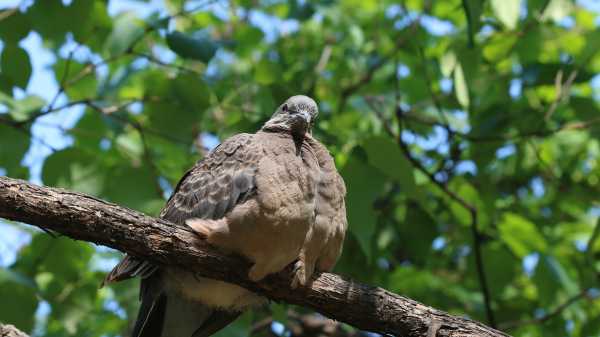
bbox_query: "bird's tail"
[132,275,241,337]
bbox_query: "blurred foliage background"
[1,0,600,336]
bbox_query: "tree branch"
[0,176,510,337]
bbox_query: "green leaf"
[231,25,264,57]
[0,268,36,289]
[1,44,32,89]
[482,34,518,62]
[172,72,211,113]
[53,59,97,100]
[399,202,437,265]
[42,148,106,196]
[490,0,521,30]
[36,236,95,282]
[70,1,113,52]
[498,213,547,257]
[453,62,470,108]
[362,136,417,196]
[10,95,45,122]
[540,0,573,22]
[144,72,206,139]
[0,10,30,43]
[533,255,578,305]
[104,12,145,56]
[0,123,29,176]
[166,31,218,63]
[0,275,38,332]
[440,51,457,77]
[26,0,70,43]
[103,165,162,214]
[389,266,477,308]
[480,244,517,295]
[340,149,386,260]
[255,58,282,85]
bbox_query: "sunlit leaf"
[499,213,547,257]
[454,62,470,107]
[490,0,521,30]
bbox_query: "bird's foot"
[186,218,226,244]
[291,259,306,289]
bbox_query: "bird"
[103,95,347,337]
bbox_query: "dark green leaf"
[0,10,30,43]
[0,276,37,332]
[363,136,417,197]
[42,148,105,195]
[0,123,29,176]
[340,149,386,259]
[1,44,32,89]
[166,31,218,63]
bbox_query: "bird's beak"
[290,110,311,142]
[295,110,311,126]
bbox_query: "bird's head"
[262,95,319,140]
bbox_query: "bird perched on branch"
[103,95,347,337]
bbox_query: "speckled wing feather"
[160,133,259,224]
[103,133,259,284]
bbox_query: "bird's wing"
[104,133,261,337]
[160,133,259,224]
[103,133,259,285]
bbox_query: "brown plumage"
[104,95,347,337]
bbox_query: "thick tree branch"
[0,176,509,337]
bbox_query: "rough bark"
[0,176,510,337]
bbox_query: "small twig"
[499,289,592,330]
[0,7,18,22]
[400,109,600,142]
[337,14,422,113]
[315,45,333,74]
[129,51,203,75]
[367,99,496,327]
[0,116,58,152]
[586,219,600,263]
[544,69,578,121]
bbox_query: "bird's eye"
[282,104,288,112]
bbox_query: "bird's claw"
[291,260,306,289]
